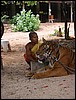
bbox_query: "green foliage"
[1,1,38,6]
[10,9,41,32]
[1,15,9,22]
[53,29,59,36]
[25,1,38,6]
[49,27,64,36]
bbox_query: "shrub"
[1,15,9,23]
[49,27,64,37]
[10,9,41,32]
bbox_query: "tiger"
[31,38,75,79]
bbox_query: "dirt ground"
[1,22,75,99]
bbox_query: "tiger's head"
[36,38,60,67]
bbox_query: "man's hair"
[29,31,37,40]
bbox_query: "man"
[24,31,42,70]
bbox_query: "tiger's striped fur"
[31,39,75,79]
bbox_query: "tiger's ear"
[42,37,46,43]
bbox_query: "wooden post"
[71,1,73,22]
[62,1,68,39]
[67,24,70,39]
[65,20,67,39]
[48,1,51,22]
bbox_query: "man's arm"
[25,44,38,61]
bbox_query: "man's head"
[29,31,38,44]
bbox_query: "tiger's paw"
[31,74,40,79]
[26,72,34,77]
